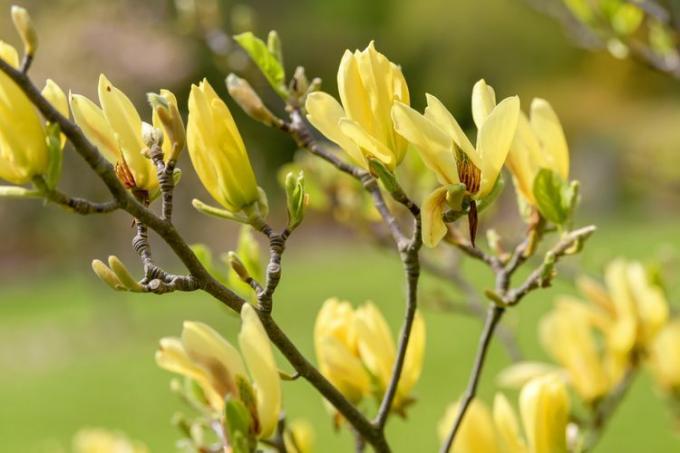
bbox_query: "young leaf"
[224,396,255,453]
[533,168,567,224]
[45,123,63,190]
[234,31,288,98]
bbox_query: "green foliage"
[234,31,289,99]
[532,169,578,225]
[224,396,255,453]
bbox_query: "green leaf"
[45,123,63,190]
[234,31,288,98]
[533,168,568,224]
[224,396,255,453]
[476,174,505,213]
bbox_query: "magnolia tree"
[1,5,678,453]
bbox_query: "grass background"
[1,219,679,452]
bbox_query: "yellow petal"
[530,99,569,180]
[354,302,396,390]
[42,79,69,119]
[604,259,638,355]
[69,93,120,164]
[493,393,528,453]
[284,419,315,453]
[338,118,395,169]
[397,310,426,403]
[317,336,371,403]
[648,321,680,392]
[519,375,569,453]
[392,101,458,185]
[507,111,542,205]
[98,74,154,189]
[496,362,562,389]
[424,93,478,168]
[627,262,669,344]
[337,50,372,131]
[181,321,247,383]
[576,275,616,317]
[471,79,497,129]
[475,96,520,197]
[539,303,610,402]
[155,337,225,411]
[438,399,500,453]
[0,41,47,181]
[239,303,281,439]
[305,91,365,167]
[421,186,449,248]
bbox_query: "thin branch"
[32,176,119,214]
[439,304,505,453]
[147,143,176,221]
[0,57,387,451]
[440,223,595,450]
[374,213,422,429]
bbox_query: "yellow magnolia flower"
[648,320,680,393]
[305,42,410,170]
[507,98,569,206]
[314,298,371,404]
[354,302,426,411]
[72,428,148,453]
[156,304,281,439]
[439,376,569,453]
[392,79,520,247]
[539,300,611,402]
[0,42,49,185]
[284,419,315,453]
[518,375,570,453]
[187,79,263,214]
[70,74,158,193]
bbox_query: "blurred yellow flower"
[70,74,158,193]
[314,298,371,404]
[354,302,426,411]
[187,78,263,214]
[0,42,49,185]
[648,320,680,393]
[507,98,569,206]
[284,418,315,453]
[314,299,425,414]
[439,375,569,453]
[156,304,281,439]
[501,258,669,403]
[306,42,410,170]
[72,428,148,453]
[392,79,519,246]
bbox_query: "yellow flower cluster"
[439,375,570,453]
[156,304,281,440]
[306,43,571,247]
[314,298,426,414]
[500,259,673,403]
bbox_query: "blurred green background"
[1,0,679,451]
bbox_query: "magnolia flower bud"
[284,170,307,231]
[91,259,125,291]
[148,90,185,163]
[141,121,164,148]
[11,6,37,57]
[226,73,279,127]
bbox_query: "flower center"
[456,151,481,194]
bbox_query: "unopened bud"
[91,259,125,291]
[108,255,144,292]
[290,66,309,98]
[284,170,307,231]
[227,251,251,282]
[226,73,279,127]
[148,90,185,162]
[11,6,37,56]
[141,122,164,148]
